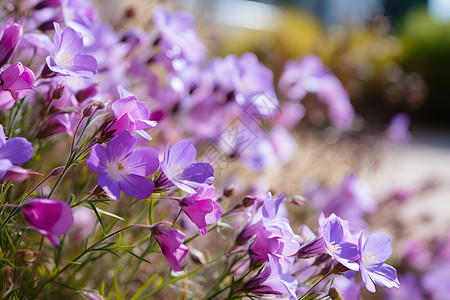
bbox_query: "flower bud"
[242,196,256,207]
[223,187,235,198]
[14,249,38,263]
[189,248,206,265]
[83,104,94,117]
[0,23,23,66]
[51,85,64,100]
[50,166,64,177]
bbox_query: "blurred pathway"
[370,130,450,239]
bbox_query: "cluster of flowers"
[0,0,402,299]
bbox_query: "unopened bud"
[50,166,64,177]
[223,187,235,198]
[189,249,206,265]
[242,196,256,207]
[51,85,64,100]
[328,287,343,300]
[75,84,97,102]
[83,104,94,117]
[14,249,38,263]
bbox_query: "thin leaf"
[123,249,152,264]
[129,274,158,300]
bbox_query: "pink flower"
[180,187,223,236]
[151,225,188,272]
[0,62,35,110]
[21,198,74,246]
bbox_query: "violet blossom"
[319,213,359,271]
[153,6,207,65]
[243,255,298,299]
[21,198,74,246]
[151,225,189,272]
[160,139,214,193]
[358,232,400,293]
[0,62,35,110]
[0,23,22,66]
[238,193,301,264]
[180,186,223,236]
[0,125,33,180]
[46,23,97,79]
[279,55,354,130]
[86,131,159,200]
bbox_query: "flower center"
[55,52,75,68]
[363,251,378,265]
[329,241,342,254]
[107,160,128,180]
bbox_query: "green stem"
[298,271,333,300]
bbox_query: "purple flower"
[62,0,99,46]
[0,62,35,110]
[160,139,214,193]
[386,113,411,144]
[151,225,188,272]
[86,131,159,200]
[358,232,400,293]
[238,193,301,263]
[80,291,104,300]
[46,23,97,79]
[386,273,423,300]
[319,213,359,271]
[316,74,354,130]
[422,262,450,299]
[0,23,23,66]
[106,86,157,140]
[244,255,298,298]
[0,125,33,180]
[279,55,327,101]
[180,187,223,236]
[153,6,207,64]
[21,198,74,246]
[279,55,354,130]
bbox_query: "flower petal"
[86,144,108,174]
[363,233,393,263]
[119,174,154,199]
[97,173,121,200]
[123,147,159,177]
[106,131,136,162]
[0,137,33,164]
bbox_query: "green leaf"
[123,249,152,264]
[300,293,321,300]
[0,182,13,203]
[87,203,105,234]
[94,207,125,221]
[129,274,158,300]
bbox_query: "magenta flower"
[21,198,74,246]
[0,125,33,180]
[0,23,22,66]
[151,225,188,272]
[180,187,223,236]
[358,232,400,293]
[106,86,157,140]
[0,62,35,110]
[46,23,97,79]
[160,139,214,193]
[86,131,159,200]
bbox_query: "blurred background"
[91,0,450,235]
